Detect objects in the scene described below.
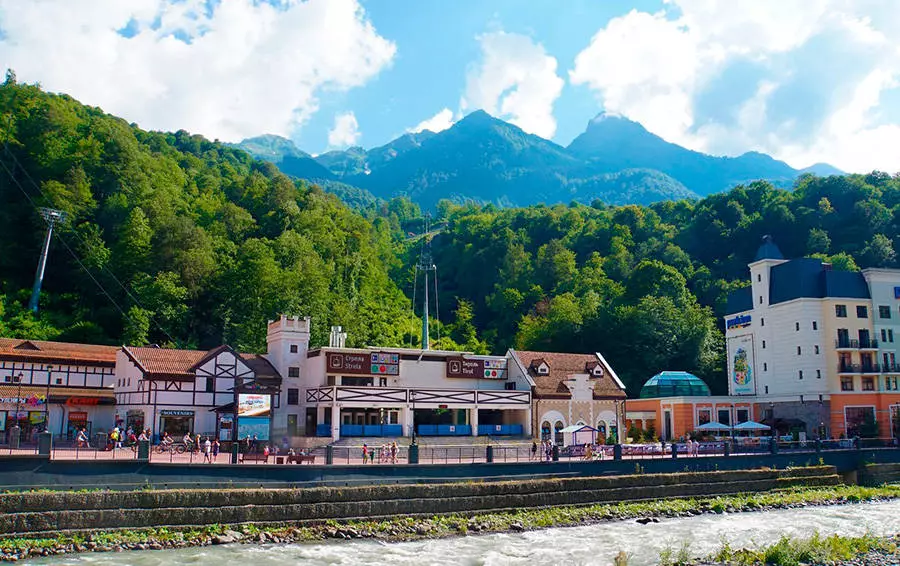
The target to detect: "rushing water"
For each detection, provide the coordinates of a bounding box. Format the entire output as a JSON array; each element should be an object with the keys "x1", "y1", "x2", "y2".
[{"x1": 30, "y1": 500, "x2": 900, "y2": 566}]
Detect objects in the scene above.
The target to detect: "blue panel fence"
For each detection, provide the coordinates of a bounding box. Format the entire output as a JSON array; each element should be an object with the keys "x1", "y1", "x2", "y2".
[
  {"x1": 416, "y1": 424, "x2": 472, "y2": 436},
  {"x1": 477, "y1": 424, "x2": 524, "y2": 436},
  {"x1": 338, "y1": 424, "x2": 403, "y2": 437}
]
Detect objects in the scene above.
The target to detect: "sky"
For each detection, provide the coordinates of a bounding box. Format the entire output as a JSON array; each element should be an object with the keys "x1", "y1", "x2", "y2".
[{"x1": 1, "y1": 0, "x2": 899, "y2": 173}]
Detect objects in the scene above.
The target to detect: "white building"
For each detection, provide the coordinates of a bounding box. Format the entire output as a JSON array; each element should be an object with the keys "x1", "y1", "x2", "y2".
[{"x1": 0, "y1": 338, "x2": 118, "y2": 443}]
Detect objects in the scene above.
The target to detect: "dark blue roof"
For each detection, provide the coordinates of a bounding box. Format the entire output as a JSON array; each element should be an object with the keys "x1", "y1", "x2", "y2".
[
  {"x1": 726, "y1": 257, "x2": 871, "y2": 313},
  {"x1": 726, "y1": 286, "x2": 752, "y2": 313},
  {"x1": 754, "y1": 235, "x2": 784, "y2": 261}
]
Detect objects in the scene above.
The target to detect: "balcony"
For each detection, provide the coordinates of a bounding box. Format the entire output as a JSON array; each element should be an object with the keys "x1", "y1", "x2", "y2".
[
  {"x1": 835, "y1": 338, "x2": 880, "y2": 350},
  {"x1": 839, "y1": 363, "x2": 882, "y2": 374},
  {"x1": 305, "y1": 385, "x2": 531, "y2": 406},
  {"x1": 859, "y1": 338, "x2": 880, "y2": 350},
  {"x1": 882, "y1": 362, "x2": 900, "y2": 373}
]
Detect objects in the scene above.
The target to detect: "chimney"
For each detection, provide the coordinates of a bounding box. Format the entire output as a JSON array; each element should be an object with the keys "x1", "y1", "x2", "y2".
[{"x1": 329, "y1": 326, "x2": 347, "y2": 348}]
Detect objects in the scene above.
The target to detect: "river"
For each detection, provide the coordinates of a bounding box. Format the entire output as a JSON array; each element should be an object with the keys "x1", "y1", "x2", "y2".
[{"x1": 30, "y1": 500, "x2": 900, "y2": 566}]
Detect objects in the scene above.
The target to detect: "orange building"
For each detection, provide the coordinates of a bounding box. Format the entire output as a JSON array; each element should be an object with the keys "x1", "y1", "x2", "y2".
[{"x1": 625, "y1": 372, "x2": 757, "y2": 441}]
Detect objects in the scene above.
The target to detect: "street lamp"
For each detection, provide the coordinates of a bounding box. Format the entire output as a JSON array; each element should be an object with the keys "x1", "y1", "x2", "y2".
[
  {"x1": 13, "y1": 373, "x2": 23, "y2": 447},
  {"x1": 410, "y1": 390, "x2": 417, "y2": 445}
]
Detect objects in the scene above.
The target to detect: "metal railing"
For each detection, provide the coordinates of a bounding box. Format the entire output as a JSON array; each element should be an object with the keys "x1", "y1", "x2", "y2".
[{"x1": 835, "y1": 338, "x2": 880, "y2": 349}]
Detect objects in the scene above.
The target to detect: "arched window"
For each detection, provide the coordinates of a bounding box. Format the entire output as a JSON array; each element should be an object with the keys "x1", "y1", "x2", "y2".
[
  {"x1": 597, "y1": 420, "x2": 607, "y2": 438},
  {"x1": 540, "y1": 421, "x2": 551, "y2": 441},
  {"x1": 554, "y1": 421, "x2": 564, "y2": 446}
]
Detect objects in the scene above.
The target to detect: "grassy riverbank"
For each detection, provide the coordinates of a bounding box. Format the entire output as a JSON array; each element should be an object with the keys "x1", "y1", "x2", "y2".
[
  {"x1": 660, "y1": 532, "x2": 900, "y2": 565},
  {"x1": 2, "y1": 484, "x2": 899, "y2": 562}
]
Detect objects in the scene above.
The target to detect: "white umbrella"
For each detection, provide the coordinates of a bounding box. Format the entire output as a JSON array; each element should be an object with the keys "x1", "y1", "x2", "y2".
[
  {"x1": 733, "y1": 421, "x2": 771, "y2": 431},
  {"x1": 695, "y1": 421, "x2": 730, "y2": 431}
]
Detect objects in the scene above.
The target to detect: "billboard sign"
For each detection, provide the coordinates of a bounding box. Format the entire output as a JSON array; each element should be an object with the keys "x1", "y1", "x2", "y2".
[
  {"x1": 238, "y1": 394, "x2": 271, "y2": 417},
  {"x1": 326, "y1": 352, "x2": 399, "y2": 375},
  {"x1": 725, "y1": 314, "x2": 752, "y2": 330},
  {"x1": 446, "y1": 357, "x2": 507, "y2": 379},
  {"x1": 237, "y1": 416, "x2": 269, "y2": 441},
  {"x1": 728, "y1": 334, "x2": 756, "y2": 395}
]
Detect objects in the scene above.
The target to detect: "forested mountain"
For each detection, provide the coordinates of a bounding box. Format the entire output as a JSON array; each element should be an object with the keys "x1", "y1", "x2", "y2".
[
  {"x1": 239, "y1": 110, "x2": 840, "y2": 211},
  {"x1": 1, "y1": 79, "x2": 896, "y2": 397},
  {"x1": 566, "y1": 113, "x2": 809, "y2": 194},
  {"x1": 0, "y1": 78, "x2": 416, "y2": 352}
]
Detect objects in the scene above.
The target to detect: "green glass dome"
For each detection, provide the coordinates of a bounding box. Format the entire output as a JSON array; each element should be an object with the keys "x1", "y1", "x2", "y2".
[{"x1": 639, "y1": 371, "x2": 711, "y2": 398}]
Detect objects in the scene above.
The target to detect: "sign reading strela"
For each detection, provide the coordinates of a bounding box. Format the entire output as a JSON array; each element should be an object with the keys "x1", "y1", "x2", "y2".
[{"x1": 726, "y1": 314, "x2": 752, "y2": 330}]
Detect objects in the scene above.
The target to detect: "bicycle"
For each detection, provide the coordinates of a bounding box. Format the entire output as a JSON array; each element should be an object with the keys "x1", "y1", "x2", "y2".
[{"x1": 155, "y1": 442, "x2": 186, "y2": 454}]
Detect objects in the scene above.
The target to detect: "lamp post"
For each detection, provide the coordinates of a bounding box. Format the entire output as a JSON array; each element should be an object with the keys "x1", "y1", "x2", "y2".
[
  {"x1": 45, "y1": 365, "x2": 52, "y2": 436},
  {"x1": 410, "y1": 390, "x2": 417, "y2": 445},
  {"x1": 13, "y1": 373, "x2": 23, "y2": 447}
]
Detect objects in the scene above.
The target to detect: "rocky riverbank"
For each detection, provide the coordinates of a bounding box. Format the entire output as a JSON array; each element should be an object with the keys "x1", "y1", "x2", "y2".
[
  {"x1": 1, "y1": 485, "x2": 899, "y2": 563},
  {"x1": 685, "y1": 533, "x2": 900, "y2": 566}
]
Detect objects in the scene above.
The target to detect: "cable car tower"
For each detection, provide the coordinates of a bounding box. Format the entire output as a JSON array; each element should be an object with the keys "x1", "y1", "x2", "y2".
[{"x1": 28, "y1": 207, "x2": 66, "y2": 313}]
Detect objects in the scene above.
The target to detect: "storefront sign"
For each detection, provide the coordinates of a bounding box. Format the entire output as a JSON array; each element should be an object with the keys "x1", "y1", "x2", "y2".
[
  {"x1": 0, "y1": 394, "x2": 46, "y2": 407},
  {"x1": 68, "y1": 412, "x2": 88, "y2": 422},
  {"x1": 65, "y1": 397, "x2": 101, "y2": 406},
  {"x1": 726, "y1": 314, "x2": 752, "y2": 330},
  {"x1": 159, "y1": 410, "x2": 194, "y2": 417},
  {"x1": 28, "y1": 412, "x2": 46, "y2": 424},
  {"x1": 326, "y1": 352, "x2": 399, "y2": 376},
  {"x1": 238, "y1": 394, "x2": 271, "y2": 416},
  {"x1": 895, "y1": 286, "x2": 900, "y2": 299},
  {"x1": 446, "y1": 357, "x2": 507, "y2": 379},
  {"x1": 728, "y1": 334, "x2": 756, "y2": 395},
  {"x1": 126, "y1": 410, "x2": 143, "y2": 417}
]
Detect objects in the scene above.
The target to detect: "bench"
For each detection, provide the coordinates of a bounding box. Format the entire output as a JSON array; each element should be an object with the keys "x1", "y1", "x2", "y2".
[
  {"x1": 239, "y1": 452, "x2": 269, "y2": 463},
  {"x1": 288, "y1": 454, "x2": 316, "y2": 464}
]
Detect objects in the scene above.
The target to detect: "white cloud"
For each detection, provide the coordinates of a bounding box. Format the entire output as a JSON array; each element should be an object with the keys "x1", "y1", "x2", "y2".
[
  {"x1": 408, "y1": 108, "x2": 455, "y2": 134},
  {"x1": 0, "y1": 0, "x2": 395, "y2": 142},
  {"x1": 327, "y1": 111, "x2": 361, "y2": 147},
  {"x1": 461, "y1": 31, "x2": 563, "y2": 138},
  {"x1": 569, "y1": 0, "x2": 900, "y2": 172}
]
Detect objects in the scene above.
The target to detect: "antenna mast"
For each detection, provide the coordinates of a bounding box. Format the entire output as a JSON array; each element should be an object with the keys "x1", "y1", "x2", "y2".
[
  {"x1": 28, "y1": 207, "x2": 66, "y2": 313},
  {"x1": 416, "y1": 213, "x2": 437, "y2": 349}
]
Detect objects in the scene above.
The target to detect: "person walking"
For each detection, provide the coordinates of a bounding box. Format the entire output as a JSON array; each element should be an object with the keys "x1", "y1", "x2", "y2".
[
  {"x1": 390, "y1": 441, "x2": 398, "y2": 464},
  {"x1": 76, "y1": 428, "x2": 88, "y2": 449},
  {"x1": 212, "y1": 439, "x2": 220, "y2": 461},
  {"x1": 531, "y1": 440, "x2": 537, "y2": 460},
  {"x1": 203, "y1": 437, "x2": 212, "y2": 463},
  {"x1": 362, "y1": 443, "x2": 369, "y2": 464}
]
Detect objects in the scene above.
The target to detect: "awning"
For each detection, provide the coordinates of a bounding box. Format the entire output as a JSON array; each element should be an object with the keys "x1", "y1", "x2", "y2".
[
  {"x1": 733, "y1": 420, "x2": 771, "y2": 431},
  {"x1": 695, "y1": 421, "x2": 730, "y2": 431},
  {"x1": 48, "y1": 387, "x2": 116, "y2": 406},
  {"x1": 560, "y1": 424, "x2": 598, "y2": 433}
]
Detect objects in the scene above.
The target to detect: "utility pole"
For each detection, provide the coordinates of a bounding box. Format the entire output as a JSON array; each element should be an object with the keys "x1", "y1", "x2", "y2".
[{"x1": 28, "y1": 208, "x2": 66, "y2": 313}]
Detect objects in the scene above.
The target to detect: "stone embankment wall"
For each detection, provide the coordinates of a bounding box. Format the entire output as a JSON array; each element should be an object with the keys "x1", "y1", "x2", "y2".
[
  {"x1": 0, "y1": 466, "x2": 839, "y2": 537},
  {"x1": 860, "y1": 463, "x2": 900, "y2": 486}
]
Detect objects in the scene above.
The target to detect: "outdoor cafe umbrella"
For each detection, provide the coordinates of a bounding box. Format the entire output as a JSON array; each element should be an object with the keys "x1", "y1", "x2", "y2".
[
  {"x1": 732, "y1": 421, "x2": 771, "y2": 431},
  {"x1": 694, "y1": 421, "x2": 730, "y2": 431}
]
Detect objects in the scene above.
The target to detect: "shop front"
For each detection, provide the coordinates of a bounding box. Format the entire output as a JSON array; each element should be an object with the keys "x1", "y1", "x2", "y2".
[
  {"x1": 0, "y1": 386, "x2": 49, "y2": 445},
  {"x1": 66, "y1": 411, "x2": 89, "y2": 440},
  {"x1": 159, "y1": 409, "x2": 195, "y2": 437},
  {"x1": 125, "y1": 409, "x2": 145, "y2": 433}
]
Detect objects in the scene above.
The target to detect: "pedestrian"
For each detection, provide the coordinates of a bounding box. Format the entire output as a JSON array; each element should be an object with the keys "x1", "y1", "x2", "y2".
[
  {"x1": 685, "y1": 438, "x2": 693, "y2": 458},
  {"x1": 362, "y1": 443, "x2": 369, "y2": 464},
  {"x1": 390, "y1": 441, "x2": 398, "y2": 464},
  {"x1": 203, "y1": 437, "x2": 212, "y2": 463},
  {"x1": 531, "y1": 440, "x2": 537, "y2": 460},
  {"x1": 212, "y1": 439, "x2": 220, "y2": 461},
  {"x1": 183, "y1": 432, "x2": 193, "y2": 453},
  {"x1": 76, "y1": 428, "x2": 88, "y2": 449}
]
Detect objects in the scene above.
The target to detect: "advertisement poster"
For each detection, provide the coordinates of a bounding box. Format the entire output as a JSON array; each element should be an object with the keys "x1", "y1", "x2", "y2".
[
  {"x1": 0, "y1": 411, "x2": 5, "y2": 432},
  {"x1": 237, "y1": 416, "x2": 270, "y2": 441},
  {"x1": 446, "y1": 357, "x2": 507, "y2": 379},
  {"x1": 237, "y1": 394, "x2": 271, "y2": 417},
  {"x1": 728, "y1": 334, "x2": 756, "y2": 395}
]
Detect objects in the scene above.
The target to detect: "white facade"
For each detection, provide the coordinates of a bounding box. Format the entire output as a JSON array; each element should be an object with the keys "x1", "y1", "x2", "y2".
[{"x1": 864, "y1": 269, "x2": 900, "y2": 387}]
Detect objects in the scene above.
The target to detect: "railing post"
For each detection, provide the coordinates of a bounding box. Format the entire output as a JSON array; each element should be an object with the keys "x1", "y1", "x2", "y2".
[
  {"x1": 486, "y1": 445, "x2": 494, "y2": 463},
  {"x1": 671, "y1": 443, "x2": 679, "y2": 459},
  {"x1": 231, "y1": 442, "x2": 239, "y2": 464},
  {"x1": 770, "y1": 437, "x2": 778, "y2": 455},
  {"x1": 613, "y1": 444, "x2": 622, "y2": 461},
  {"x1": 723, "y1": 441, "x2": 731, "y2": 457},
  {"x1": 325, "y1": 444, "x2": 334, "y2": 465},
  {"x1": 815, "y1": 439, "x2": 822, "y2": 454},
  {"x1": 408, "y1": 443, "x2": 419, "y2": 464},
  {"x1": 551, "y1": 445, "x2": 559, "y2": 462}
]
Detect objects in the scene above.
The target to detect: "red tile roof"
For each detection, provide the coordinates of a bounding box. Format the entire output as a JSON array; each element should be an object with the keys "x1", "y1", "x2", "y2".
[
  {"x1": 512, "y1": 350, "x2": 626, "y2": 399},
  {"x1": 0, "y1": 338, "x2": 118, "y2": 366},
  {"x1": 124, "y1": 346, "x2": 206, "y2": 379}
]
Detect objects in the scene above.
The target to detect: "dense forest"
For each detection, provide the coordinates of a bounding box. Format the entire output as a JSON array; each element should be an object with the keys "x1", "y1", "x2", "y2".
[{"x1": 1, "y1": 78, "x2": 898, "y2": 395}]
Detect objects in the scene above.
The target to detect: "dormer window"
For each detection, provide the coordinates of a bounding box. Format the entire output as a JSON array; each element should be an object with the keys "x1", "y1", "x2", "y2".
[
  {"x1": 586, "y1": 361, "x2": 604, "y2": 377},
  {"x1": 530, "y1": 358, "x2": 550, "y2": 375},
  {"x1": 537, "y1": 363, "x2": 549, "y2": 375},
  {"x1": 592, "y1": 365, "x2": 604, "y2": 377}
]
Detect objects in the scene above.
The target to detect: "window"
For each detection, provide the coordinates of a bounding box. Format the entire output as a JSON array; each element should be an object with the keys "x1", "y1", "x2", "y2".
[
  {"x1": 814, "y1": 345, "x2": 820, "y2": 355},
  {"x1": 761, "y1": 318, "x2": 765, "y2": 327},
  {"x1": 856, "y1": 305, "x2": 868, "y2": 318},
  {"x1": 288, "y1": 366, "x2": 300, "y2": 378},
  {"x1": 837, "y1": 328, "x2": 850, "y2": 348},
  {"x1": 287, "y1": 388, "x2": 299, "y2": 405},
  {"x1": 762, "y1": 340, "x2": 766, "y2": 349},
  {"x1": 862, "y1": 377, "x2": 875, "y2": 391},
  {"x1": 757, "y1": 274, "x2": 762, "y2": 282},
  {"x1": 835, "y1": 305, "x2": 847, "y2": 317},
  {"x1": 759, "y1": 295, "x2": 763, "y2": 304},
  {"x1": 205, "y1": 377, "x2": 214, "y2": 393},
  {"x1": 797, "y1": 346, "x2": 802, "y2": 355},
  {"x1": 841, "y1": 377, "x2": 854, "y2": 391},
  {"x1": 879, "y1": 305, "x2": 891, "y2": 319},
  {"x1": 885, "y1": 353, "x2": 891, "y2": 368},
  {"x1": 505, "y1": 382, "x2": 517, "y2": 390},
  {"x1": 887, "y1": 377, "x2": 899, "y2": 391},
  {"x1": 717, "y1": 409, "x2": 731, "y2": 426},
  {"x1": 812, "y1": 321, "x2": 818, "y2": 330},
  {"x1": 55, "y1": 378, "x2": 62, "y2": 385},
  {"x1": 795, "y1": 322, "x2": 800, "y2": 331},
  {"x1": 736, "y1": 409, "x2": 749, "y2": 424},
  {"x1": 845, "y1": 406, "x2": 875, "y2": 437},
  {"x1": 290, "y1": 344, "x2": 298, "y2": 353},
  {"x1": 379, "y1": 377, "x2": 388, "y2": 387},
  {"x1": 816, "y1": 369, "x2": 821, "y2": 379},
  {"x1": 883, "y1": 329, "x2": 888, "y2": 342},
  {"x1": 889, "y1": 329, "x2": 895, "y2": 343},
  {"x1": 764, "y1": 385, "x2": 769, "y2": 394},
  {"x1": 763, "y1": 362, "x2": 768, "y2": 371},
  {"x1": 798, "y1": 370, "x2": 803, "y2": 380},
  {"x1": 697, "y1": 409, "x2": 711, "y2": 426}
]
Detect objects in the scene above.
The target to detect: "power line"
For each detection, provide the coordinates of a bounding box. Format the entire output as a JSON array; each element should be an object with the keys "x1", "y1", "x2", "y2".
[{"x1": 0, "y1": 145, "x2": 178, "y2": 344}]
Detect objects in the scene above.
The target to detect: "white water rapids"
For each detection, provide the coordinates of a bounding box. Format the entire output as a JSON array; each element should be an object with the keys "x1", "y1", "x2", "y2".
[{"x1": 31, "y1": 500, "x2": 900, "y2": 566}]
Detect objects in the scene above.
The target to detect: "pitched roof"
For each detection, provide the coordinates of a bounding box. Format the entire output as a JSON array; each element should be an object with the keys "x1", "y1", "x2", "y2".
[
  {"x1": 242, "y1": 354, "x2": 282, "y2": 380},
  {"x1": 754, "y1": 235, "x2": 784, "y2": 261},
  {"x1": 0, "y1": 338, "x2": 118, "y2": 366},
  {"x1": 124, "y1": 346, "x2": 206, "y2": 379},
  {"x1": 512, "y1": 350, "x2": 626, "y2": 399}
]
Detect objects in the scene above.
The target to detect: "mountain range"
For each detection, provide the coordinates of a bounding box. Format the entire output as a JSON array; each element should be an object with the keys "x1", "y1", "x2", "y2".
[{"x1": 236, "y1": 111, "x2": 842, "y2": 209}]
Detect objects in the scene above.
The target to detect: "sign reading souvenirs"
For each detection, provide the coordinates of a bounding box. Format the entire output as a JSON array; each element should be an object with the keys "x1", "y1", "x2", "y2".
[
  {"x1": 446, "y1": 357, "x2": 507, "y2": 379},
  {"x1": 159, "y1": 410, "x2": 194, "y2": 417},
  {"x1": 326, "y1": 352, "x2": 399, "y2": 376},
  {"x1": 726, "y1": 314, "x2": 752, "y2": 330}
]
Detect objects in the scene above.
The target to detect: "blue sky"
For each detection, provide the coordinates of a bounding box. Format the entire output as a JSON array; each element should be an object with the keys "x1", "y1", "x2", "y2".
[{"x1": 1, "y1": 0, "x2": 899, "y2": 172}]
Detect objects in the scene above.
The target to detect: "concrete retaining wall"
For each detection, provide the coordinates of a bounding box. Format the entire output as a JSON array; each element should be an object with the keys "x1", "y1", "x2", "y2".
[
  {"x1": 860, "y1": 463, "x2": 900, "y2": 486},
  {"x1": 0, "y1": 467, "x2": 840, "y2": 536}
]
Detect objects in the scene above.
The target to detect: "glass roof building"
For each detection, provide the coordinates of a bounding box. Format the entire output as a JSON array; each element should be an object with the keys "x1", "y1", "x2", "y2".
[{"x1": 639, "y1": 371, "x2": 711, "y2": 398}]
